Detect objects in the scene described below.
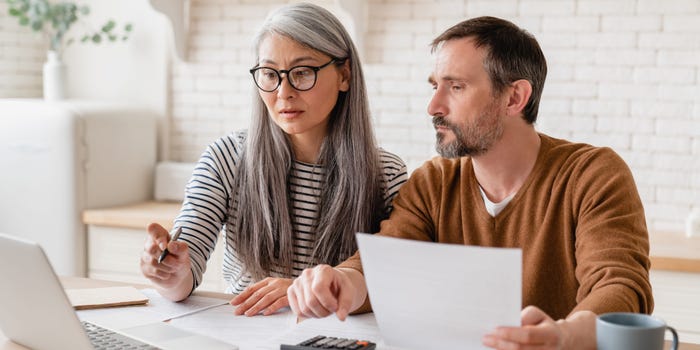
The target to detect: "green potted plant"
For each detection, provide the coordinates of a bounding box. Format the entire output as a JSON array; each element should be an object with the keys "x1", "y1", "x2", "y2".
[{"x1": 5, "y1": 0, "x2": 133, "y2": 100}]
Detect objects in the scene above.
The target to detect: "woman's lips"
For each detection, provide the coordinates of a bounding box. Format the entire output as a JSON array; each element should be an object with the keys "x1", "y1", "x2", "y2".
[{"x1": 279, "y1": 110, "x2": 303, "y2": 119}]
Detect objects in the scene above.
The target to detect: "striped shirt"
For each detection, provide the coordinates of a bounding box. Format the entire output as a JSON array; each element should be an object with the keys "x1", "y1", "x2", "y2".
[{"x1": 175, "y1": 131, "x2": 408, "y2": 294}]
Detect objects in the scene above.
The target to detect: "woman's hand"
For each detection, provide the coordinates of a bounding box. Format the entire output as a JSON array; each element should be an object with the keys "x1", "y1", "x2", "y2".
[
  {"x1": 230, "y1": 277, "x2": 293, "y2": 316},
  {"x1": 140, "y1": 222, "x2": 193, "y2": 301}
]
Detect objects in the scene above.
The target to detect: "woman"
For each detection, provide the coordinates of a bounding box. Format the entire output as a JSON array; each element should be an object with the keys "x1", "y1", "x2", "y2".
[{"x1": 140, "y1": 3, "x2": 407, "y2": 317}]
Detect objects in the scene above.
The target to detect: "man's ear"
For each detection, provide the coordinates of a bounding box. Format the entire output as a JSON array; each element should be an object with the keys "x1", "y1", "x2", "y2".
[
  {"x1": 339, "y1": 60, "x2": 351, "y2": 92},
  {"x1": 506, "y1": 79, "x2": 532, "y2": 116}
]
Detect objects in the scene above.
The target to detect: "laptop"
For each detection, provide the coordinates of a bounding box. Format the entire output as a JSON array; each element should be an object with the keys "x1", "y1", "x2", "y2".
[{"x1": 0, "y1": 233, "x2": 237, "y2": 350}]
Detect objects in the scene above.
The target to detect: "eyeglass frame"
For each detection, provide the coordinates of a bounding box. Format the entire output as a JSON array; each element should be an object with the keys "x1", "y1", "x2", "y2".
[{"x1": 249, "y1": 57, "x2": 347, "y2": 92}]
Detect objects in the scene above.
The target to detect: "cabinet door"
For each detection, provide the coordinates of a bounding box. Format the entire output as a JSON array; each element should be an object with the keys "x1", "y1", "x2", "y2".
[
  {"x1": 650, "y1": 270, "x2": 700, "y2": 344},
  {"x1": 88, "y1": 225, "x2": 225, "y2": 292}
]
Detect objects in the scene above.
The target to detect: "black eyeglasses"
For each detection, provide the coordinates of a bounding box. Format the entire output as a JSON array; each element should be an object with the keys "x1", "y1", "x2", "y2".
[{"x1": 249, "y1": 58, "x2": 346, "y2": 92}]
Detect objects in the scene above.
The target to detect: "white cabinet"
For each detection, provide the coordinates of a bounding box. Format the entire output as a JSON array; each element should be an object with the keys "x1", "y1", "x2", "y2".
[
  {"x1": 650, "y1": 270, "x2": 700, "y2": 344},
  {"x1": 83, "y1": 201, "x2": 226, "y2": 293},
  {"x1": 0, "y1": 99, "x2": 157, "y2": 276}
]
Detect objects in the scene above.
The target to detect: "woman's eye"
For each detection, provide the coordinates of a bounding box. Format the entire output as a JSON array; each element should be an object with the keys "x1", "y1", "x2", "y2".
[{"x1": 293, "y1": 69, "x2": 312, "y2": 77}]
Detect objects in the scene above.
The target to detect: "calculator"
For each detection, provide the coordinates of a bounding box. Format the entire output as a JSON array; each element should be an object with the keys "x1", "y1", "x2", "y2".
[{"x1": 280, "y1": 335, "x2": 376, "y2": 349}]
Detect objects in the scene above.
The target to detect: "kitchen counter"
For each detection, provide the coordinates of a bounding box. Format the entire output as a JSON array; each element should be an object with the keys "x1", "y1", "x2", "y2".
[{"x1": 649, "y1": 232, "x2": 700, "y2": 273}]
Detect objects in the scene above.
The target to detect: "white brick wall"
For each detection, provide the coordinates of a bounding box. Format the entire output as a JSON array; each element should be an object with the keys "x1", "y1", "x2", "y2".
[
  {"x1": 0, "y1": 2, "x2": 44, "y2": 98},
  {"x1": 166, "y1": 0, "x2": 700, "y2": 232},
  {"x1": 1, "y1": 0, "x2": 698, "y2": 233}
]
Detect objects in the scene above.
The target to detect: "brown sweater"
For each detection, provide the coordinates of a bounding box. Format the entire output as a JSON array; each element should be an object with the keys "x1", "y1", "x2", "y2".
[{"x1": 340, "y1": 134, "x2": 653, "y2": 319}]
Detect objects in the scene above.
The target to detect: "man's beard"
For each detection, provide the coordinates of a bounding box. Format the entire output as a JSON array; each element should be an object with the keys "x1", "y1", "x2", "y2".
[{"x1": 433, "y1": 101, "x2": 504, "y2": 158}]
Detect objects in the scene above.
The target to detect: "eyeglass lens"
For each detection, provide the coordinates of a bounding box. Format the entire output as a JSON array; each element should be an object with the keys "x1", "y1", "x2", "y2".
[{"x1": 253, "y1": 66, "x2": 317, "y2": 92}]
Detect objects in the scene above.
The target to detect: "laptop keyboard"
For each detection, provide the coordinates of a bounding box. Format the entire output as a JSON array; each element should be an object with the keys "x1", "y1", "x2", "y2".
[{"x1": 82, "y1": 321, "x2": 160, "y2": 349}]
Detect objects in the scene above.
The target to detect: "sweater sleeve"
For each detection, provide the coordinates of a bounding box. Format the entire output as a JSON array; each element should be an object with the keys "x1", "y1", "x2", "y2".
[
  {"x1": 176, "y1": 131, "x2": 244, "y2": 292},
  {"x1": 570, "y1": 148, "x2": 653, "y2": 315}
]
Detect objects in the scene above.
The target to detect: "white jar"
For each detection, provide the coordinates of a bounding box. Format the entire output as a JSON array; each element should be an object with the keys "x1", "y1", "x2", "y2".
[{"x1": 686, "y1": 208, "x2": 700, "y2": 238}]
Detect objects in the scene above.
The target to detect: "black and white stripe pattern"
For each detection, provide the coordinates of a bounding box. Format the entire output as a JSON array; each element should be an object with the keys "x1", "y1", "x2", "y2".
[{"x1": 175, "y1": 130, "x2": 407, "y2": 294}]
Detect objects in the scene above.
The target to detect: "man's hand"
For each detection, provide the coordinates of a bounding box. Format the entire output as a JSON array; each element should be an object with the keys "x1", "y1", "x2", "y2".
[
  {"x1": 230, "y1": 277, "x2": 292, "y2": 316},
  {"x1": 287, "y1": 265, "x2": 366, "y2": 321},
  {"x1": 482, "y1": 306, "x2": 596, "y2": 350},
  {"x1": 139, "y1": 223, "x2": 193, "y2": 301}
]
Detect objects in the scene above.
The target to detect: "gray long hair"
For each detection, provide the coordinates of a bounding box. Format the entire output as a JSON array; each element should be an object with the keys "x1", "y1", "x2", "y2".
[{"x1": 235, "y1": 2, "x2": 384, "y2": 280}]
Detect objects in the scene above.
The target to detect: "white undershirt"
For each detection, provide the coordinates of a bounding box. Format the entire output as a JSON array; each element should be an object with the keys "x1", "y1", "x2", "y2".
[{"x1": 478, "y1": 185, "x2": 516, "y2": 217}]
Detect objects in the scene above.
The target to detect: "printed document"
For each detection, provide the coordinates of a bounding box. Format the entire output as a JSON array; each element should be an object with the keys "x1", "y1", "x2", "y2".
[{"x1": 356, "y1": 234, "x2": 522, "y2": 350}]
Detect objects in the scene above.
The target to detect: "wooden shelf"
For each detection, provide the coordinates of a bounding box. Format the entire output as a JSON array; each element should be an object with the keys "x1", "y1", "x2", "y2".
[
  {"x1": 82, "y1": 205, "x2": 700, "y2": 274},
  {"x1": 82, "y1": 201, "x2": 181, "y2": 230},
  {"x1": 649, "y1": 232, "x2": 700, "y2": 273}
]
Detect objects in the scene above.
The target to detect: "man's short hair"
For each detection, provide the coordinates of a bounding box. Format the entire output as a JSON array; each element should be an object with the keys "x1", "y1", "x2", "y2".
[{"x1": 431, "y1": 16, "x2": 547, "y2": 124}]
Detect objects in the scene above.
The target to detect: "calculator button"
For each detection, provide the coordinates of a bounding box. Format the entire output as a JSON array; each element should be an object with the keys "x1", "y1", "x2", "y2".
[
  {"x1": 335, "y1": 339, "x2": 356, "y2": 348},
  {"x1": 313, "y1": 337, "x2": 336, "y2": 347},
  {"x1": 300, "y1": 335, "x2": 325, "y2": 346},
  {"x1": 322, "y1": 338, "x2": 346, "y2": 348}
]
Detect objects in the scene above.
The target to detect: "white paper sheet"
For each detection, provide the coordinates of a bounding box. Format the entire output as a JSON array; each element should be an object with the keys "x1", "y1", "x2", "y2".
[
  {"x1": 356, "y1": 234, "x2": 522, "y2": 350},
  {"x1": 77, "y1": 288, "x2": 228, "y2": 329},
  {"x1": 168, "y1": 304, "x2": 296, "y2": 349},
  {"x1": 170, "y1": 306, "x2": 386, "y2": 349}
]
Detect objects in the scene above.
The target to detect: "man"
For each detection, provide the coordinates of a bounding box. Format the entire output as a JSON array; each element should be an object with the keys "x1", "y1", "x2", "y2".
[{"x1": 287, "y1": 16, "x2": 653, "y2": 349}]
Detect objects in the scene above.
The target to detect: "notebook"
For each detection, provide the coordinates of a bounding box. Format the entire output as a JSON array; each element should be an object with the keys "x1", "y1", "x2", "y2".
[
  {"x1": 0, "y1": 232, "x2": 237, "y2": 350},
  {"x1": 66, "y1": 286, "x2": 149, "y2": 310}
]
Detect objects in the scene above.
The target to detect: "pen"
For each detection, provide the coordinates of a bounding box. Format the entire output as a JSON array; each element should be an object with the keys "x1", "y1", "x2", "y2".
[{"x1": 158, "y1": 227, "x2": 182, "y2": 264}]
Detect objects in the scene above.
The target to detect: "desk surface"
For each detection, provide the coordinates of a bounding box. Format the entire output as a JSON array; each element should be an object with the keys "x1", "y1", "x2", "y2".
[{"x1": 1, "y1": 277, "x2": 698, "y2": 350}]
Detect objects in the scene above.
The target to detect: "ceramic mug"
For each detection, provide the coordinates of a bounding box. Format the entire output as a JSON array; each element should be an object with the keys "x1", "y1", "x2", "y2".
[{"x1": 597, "y1": 312, "x2": 679, "y2": 350}]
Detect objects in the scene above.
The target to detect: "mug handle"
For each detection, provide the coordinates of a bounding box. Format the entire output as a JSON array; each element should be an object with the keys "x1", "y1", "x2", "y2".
[{"x1": 667, "y1": 326, "x2": 679, "y2": 350}]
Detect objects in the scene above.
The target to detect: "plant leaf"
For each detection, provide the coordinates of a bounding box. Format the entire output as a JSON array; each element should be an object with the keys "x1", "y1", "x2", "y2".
[
  {"x1": 125, "y1": 23, "x2": 133, "y2": 32},
  {"x1": 101, "y1": 20, "x2": 115, "y2": 33},
  {"x1": 19, "y1": 16, "x2": 29, "y2": 26},
  {"x1": 81, "y1": 35, "x2": 89, "y2": 43},
  {"x1": 91, "y1": 34, "x2": 101, "y2": 43},
  {"x1": 8, "y1": 8, "x2": 21, "y2": 17}
]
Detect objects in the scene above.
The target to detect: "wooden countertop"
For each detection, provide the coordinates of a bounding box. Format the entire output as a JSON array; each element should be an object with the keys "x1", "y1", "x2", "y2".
[
  {"x1": 83, "y1": 202, "x2": 700, "y2": 273},
  {"x1": 82, "y1": 201, "x2": 181, "y2": 231},
  {"x1": 649, "y1": 232, "x2": 700, "y2": 273}
]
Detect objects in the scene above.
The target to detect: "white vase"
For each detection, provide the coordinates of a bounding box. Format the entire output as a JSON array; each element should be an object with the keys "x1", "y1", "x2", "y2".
[
  {"x1": 687, "y1": 208, "x2": 700, "y2": 238},
  {"x1": 43, "y1": 51, "x2": 67, "y2": 101}
]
